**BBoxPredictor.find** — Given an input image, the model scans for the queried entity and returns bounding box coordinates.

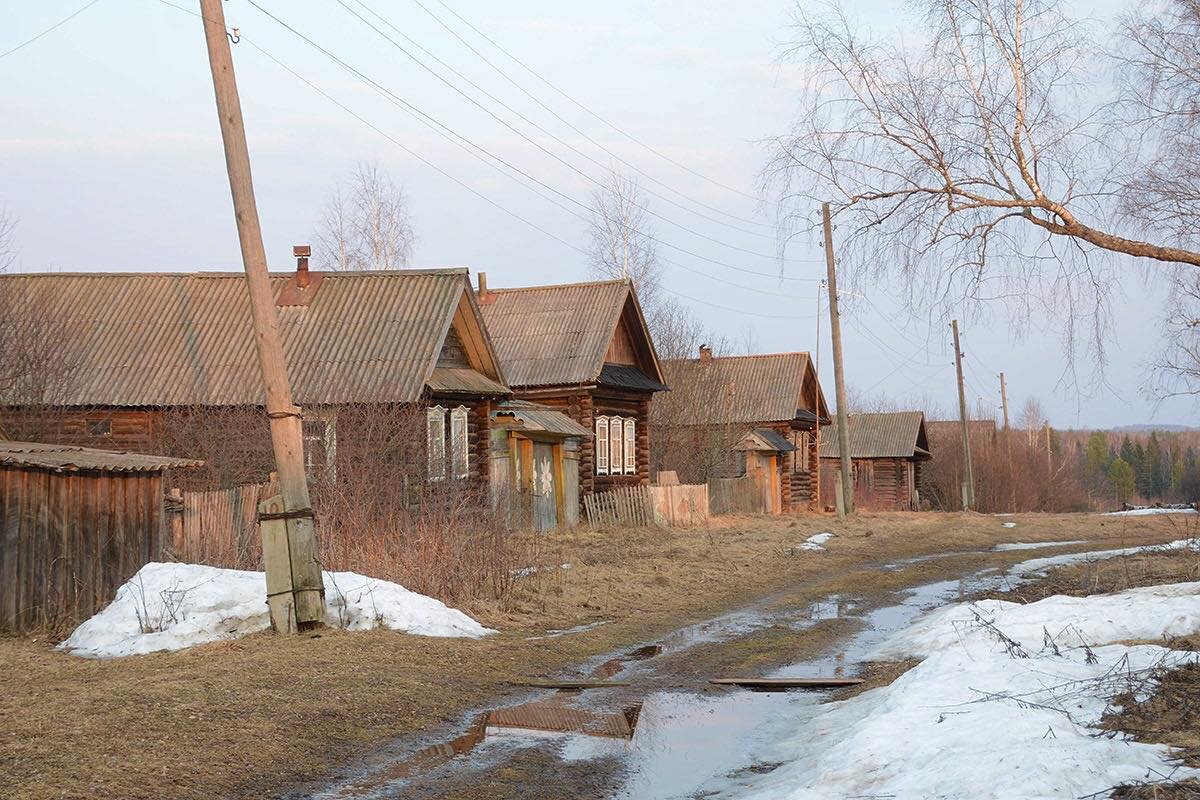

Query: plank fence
[708,474,765,515]
[584,485,657,528]
[167,479,275,570]
[648,484,709,526]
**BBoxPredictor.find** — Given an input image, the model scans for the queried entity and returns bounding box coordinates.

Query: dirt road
[0,512,1188,800]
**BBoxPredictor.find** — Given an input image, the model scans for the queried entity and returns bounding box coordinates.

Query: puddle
[992,539,1088,551]
[307,561,1020,800]
[526,620,612,640]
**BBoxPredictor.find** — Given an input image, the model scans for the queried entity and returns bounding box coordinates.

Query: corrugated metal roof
[597,364,668,392]
[820,411,928,459]
[479,280,632,388]
[733,428,797,453]
[0,269,506,406]
[660,352,823,424]
[492,400,591,438]
[427,367,509,396]
[0,441,203,472]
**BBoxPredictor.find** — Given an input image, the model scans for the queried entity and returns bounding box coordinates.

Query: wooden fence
[584,485,656,528]
[167,479,274,570]
[708,474,765,515]
[648,484,709,526]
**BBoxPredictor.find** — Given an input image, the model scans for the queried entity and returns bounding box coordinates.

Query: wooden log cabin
[0,266,511,494]
[477,275,667,501]
[658,348,829,512]
[818,411,932,511]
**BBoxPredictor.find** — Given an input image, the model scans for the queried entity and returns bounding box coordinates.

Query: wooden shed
[819,412,931,511]
[0,441,201,632]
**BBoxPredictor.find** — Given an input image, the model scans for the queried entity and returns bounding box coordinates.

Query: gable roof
[733,428,797,453]
[820,411,929,459]
[478,279,663,389]
[0,269,507,407]
[660,352,828,424]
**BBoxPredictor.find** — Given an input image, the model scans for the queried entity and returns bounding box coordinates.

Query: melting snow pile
[797,532,835,552]
[739,583,1200,800]
[992,539,1087,551]
[60,562,494,658]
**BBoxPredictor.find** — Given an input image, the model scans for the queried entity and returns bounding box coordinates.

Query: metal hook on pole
[227,27,240,44]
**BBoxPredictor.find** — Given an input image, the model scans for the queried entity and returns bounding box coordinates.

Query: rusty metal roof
[492,400,591,438]
[0,269,507,406]
[480,279,659,388]
[820,412,929,459]
[0,441,203,473]
[660,352,827,424]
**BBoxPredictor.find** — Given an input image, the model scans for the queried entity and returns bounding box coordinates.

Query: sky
[0,0,1193,430]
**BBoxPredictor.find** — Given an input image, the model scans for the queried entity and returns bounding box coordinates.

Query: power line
[0,0,104,61]
[403,0,778,233]
[243,0,822,285]
[426,0,780,209]
[151,0,810,322]
[335,0,808,263]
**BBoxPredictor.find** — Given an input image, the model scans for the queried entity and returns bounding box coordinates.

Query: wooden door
[531,442,558,532]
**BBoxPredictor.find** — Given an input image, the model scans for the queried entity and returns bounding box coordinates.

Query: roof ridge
[486,278,629,293]
[663,350,812,364]
[0,267,469,279]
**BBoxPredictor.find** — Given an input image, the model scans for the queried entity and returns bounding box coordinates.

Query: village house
[819,411,932,512]
[658,348,829,512]
[477,275,667,501]
[0,265,518,494]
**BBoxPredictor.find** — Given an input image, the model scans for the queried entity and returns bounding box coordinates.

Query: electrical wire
[0,0,104,61]
[150,0,812,321]
[404,0,779,232]
[243,0,823,285]
[426,0,781,209]
[334,0,810,262]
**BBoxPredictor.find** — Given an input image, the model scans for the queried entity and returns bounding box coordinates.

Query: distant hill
[1113,424,1196,433]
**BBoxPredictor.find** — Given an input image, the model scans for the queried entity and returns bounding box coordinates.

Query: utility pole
[822,203,854,516]
[813,279,824,512]
[1000,372,1014,512]
[199,0,325,632]
[951,320,976,511]
[1044,421,1053,473]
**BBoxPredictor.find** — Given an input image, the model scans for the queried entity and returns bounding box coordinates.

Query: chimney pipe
[477,271,488,297]
[293,244,311,289]
[699,343,712,362]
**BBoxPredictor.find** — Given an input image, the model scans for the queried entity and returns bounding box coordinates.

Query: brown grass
[0,511,1185,800]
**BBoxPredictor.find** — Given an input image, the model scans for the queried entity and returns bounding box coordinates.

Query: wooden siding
[1,464,165,632]
[818,457,917,511]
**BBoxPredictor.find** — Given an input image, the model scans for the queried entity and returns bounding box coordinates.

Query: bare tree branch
[316,162,415,271]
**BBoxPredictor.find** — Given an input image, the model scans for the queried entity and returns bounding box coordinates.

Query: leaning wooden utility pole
[822,203,854,516]
[199,0,324,632]
[951,320,976,511]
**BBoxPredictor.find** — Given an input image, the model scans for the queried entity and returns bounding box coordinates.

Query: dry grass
[0,511,1185,800]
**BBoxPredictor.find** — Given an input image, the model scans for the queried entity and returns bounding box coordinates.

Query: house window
[595,416,609,474]
[609,417,623,475]
[86,417,111,437]
[427,405,446,481]
[595,415,638,476]
[450,406,470,480]
[623,418,636,474]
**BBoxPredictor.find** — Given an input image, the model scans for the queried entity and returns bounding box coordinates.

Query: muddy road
[289,546,1043,800]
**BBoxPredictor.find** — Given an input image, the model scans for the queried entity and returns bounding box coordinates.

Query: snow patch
[1107,507,1197,516]
[737,584,1200,800]
[59,562,494,658]
[797,532,835,552]
[1011,538,1196,576]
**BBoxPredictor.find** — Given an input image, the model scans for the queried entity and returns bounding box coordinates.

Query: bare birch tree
[316,162,414,271]
[763,0,1200,377]
[1115,1,1200,398]
[587,170,661,311]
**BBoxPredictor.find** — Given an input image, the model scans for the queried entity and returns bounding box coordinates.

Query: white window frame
[623,418,636,474]
[595,415,609,475]
[450,405,470,480]
[427,405,446,481]
[609,417,623,477]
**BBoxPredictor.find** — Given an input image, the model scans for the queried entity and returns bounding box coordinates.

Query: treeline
[924,424,1199,513]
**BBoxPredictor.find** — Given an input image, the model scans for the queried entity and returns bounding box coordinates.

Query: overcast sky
[1,0,1191,429]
